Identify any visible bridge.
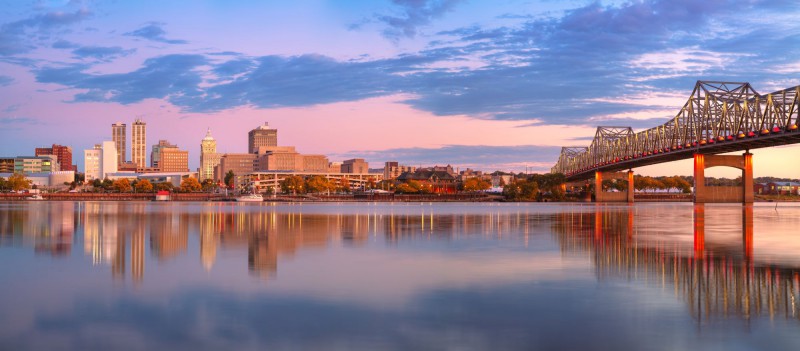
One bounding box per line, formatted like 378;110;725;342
551;81;800;203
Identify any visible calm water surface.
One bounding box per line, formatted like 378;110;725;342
1;201;800;350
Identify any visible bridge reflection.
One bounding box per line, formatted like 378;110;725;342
554;204;800;322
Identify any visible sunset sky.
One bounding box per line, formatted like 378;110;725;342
1;0;800;177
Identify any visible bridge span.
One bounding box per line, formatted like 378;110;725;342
552;81;800;203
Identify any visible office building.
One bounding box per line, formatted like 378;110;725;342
200;128;220;181
14;155;59;173
342;159;369;174
248;122;278;154
0;158;14;173
111;122;126;165
384;161;416;180
159;147;189;172
35;144;75;171
84;141;118;181
131;118;147;168
151;140;178;169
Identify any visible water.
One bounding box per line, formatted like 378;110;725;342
1;201;799;350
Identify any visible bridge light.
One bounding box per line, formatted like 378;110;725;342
772;126;781;133
727;135;734;141
747;131;756;137
760;128;770;135
699;139;707;145
737;132;746;138
789;124;798;131
717;136;726;142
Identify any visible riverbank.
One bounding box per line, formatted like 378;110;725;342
0;193;499;202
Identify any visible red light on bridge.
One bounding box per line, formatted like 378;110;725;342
772;126;781;133
747;131;756;137
727;135;734;141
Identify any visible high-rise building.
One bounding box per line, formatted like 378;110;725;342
150;140;177;169
111;122;126;165
248;122;278;154
200;128;220;181
35;144;75;171
131;118;146;168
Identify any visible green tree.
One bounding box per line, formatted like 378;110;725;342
135;179;154;192
201;179;216;192
280;175;305;194
112;179;133;193
224;170;235;188
8;173;32;192
180;177;202;192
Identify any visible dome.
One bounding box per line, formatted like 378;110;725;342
202;128;215;141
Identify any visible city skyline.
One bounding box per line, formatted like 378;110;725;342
2;1;800;177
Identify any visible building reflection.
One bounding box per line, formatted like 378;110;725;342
553;204;800;322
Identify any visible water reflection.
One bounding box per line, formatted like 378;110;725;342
1;201;800;327
553;204;800;322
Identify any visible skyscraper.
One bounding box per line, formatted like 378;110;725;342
200;128;220;181
111;122;126;165
248;122;278;154
131;118;146;168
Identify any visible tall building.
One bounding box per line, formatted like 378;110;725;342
111;122;126;165
84;141;117;181
131;118;146;168
35;144;75;171
248;122;278;154
150;140;178;169
200;128;220;181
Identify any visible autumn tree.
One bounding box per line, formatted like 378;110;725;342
305;175;334;193
224;170;235;188
135;179;154;192
201;179;216;192
180;177;202;192
112;179;133;193
461;178;491;192
280;175;305;194
7;173;31;192
155;182;174;192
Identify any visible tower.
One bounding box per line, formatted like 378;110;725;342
131;118;146;168
111;122;126;165
200;128;220;181
248;122;278;154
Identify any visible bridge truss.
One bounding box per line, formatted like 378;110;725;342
552;81;800;180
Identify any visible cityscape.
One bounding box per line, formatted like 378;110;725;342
3;1;800;350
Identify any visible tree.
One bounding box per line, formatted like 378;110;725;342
112;179;133;193
395;183;418;193
224;171;235;188
305;175;334;193
201;179;216;192
0;177;8;192
155;182;174;191
135;179;154;193
461;177;491;192
339;177;352;192
503;180;538;201
280;175;305;194
8;173;31;192
180;177;202;192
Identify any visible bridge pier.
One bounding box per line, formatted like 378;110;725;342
594;170;634;203
693;152;753;203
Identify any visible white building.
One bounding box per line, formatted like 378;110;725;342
84;141;118;181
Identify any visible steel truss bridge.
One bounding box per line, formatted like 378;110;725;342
552;81;800;181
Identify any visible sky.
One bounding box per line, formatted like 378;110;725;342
1;0;800;177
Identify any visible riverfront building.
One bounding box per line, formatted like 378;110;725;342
200;129;220;181
131;119;147;168
14;155;59;173
342;159;369;174
84;141;118;181
383;161;416;180
35;144;75;171
111;122;126;165
248;123;277;154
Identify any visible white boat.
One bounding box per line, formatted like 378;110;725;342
236;193;264;202
26;194;44;200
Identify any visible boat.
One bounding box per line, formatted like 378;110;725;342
236;193;264;202
25;194;44;200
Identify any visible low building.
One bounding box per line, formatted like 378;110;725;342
766;182;800;195
214;153;258;182
244;171;382;194
14;155;59;173
383;161;416;180
0;157;14;173
397;169;457;193
342;158;369;174
35;144;75;171
0;171;74;188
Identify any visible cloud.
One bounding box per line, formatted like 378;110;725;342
0;76;14;86
0;116;37;125
125;23;187;44
71;46;135;60
0;8;91;56
376;0;464;39
36;54;207;104
51;39;78;49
